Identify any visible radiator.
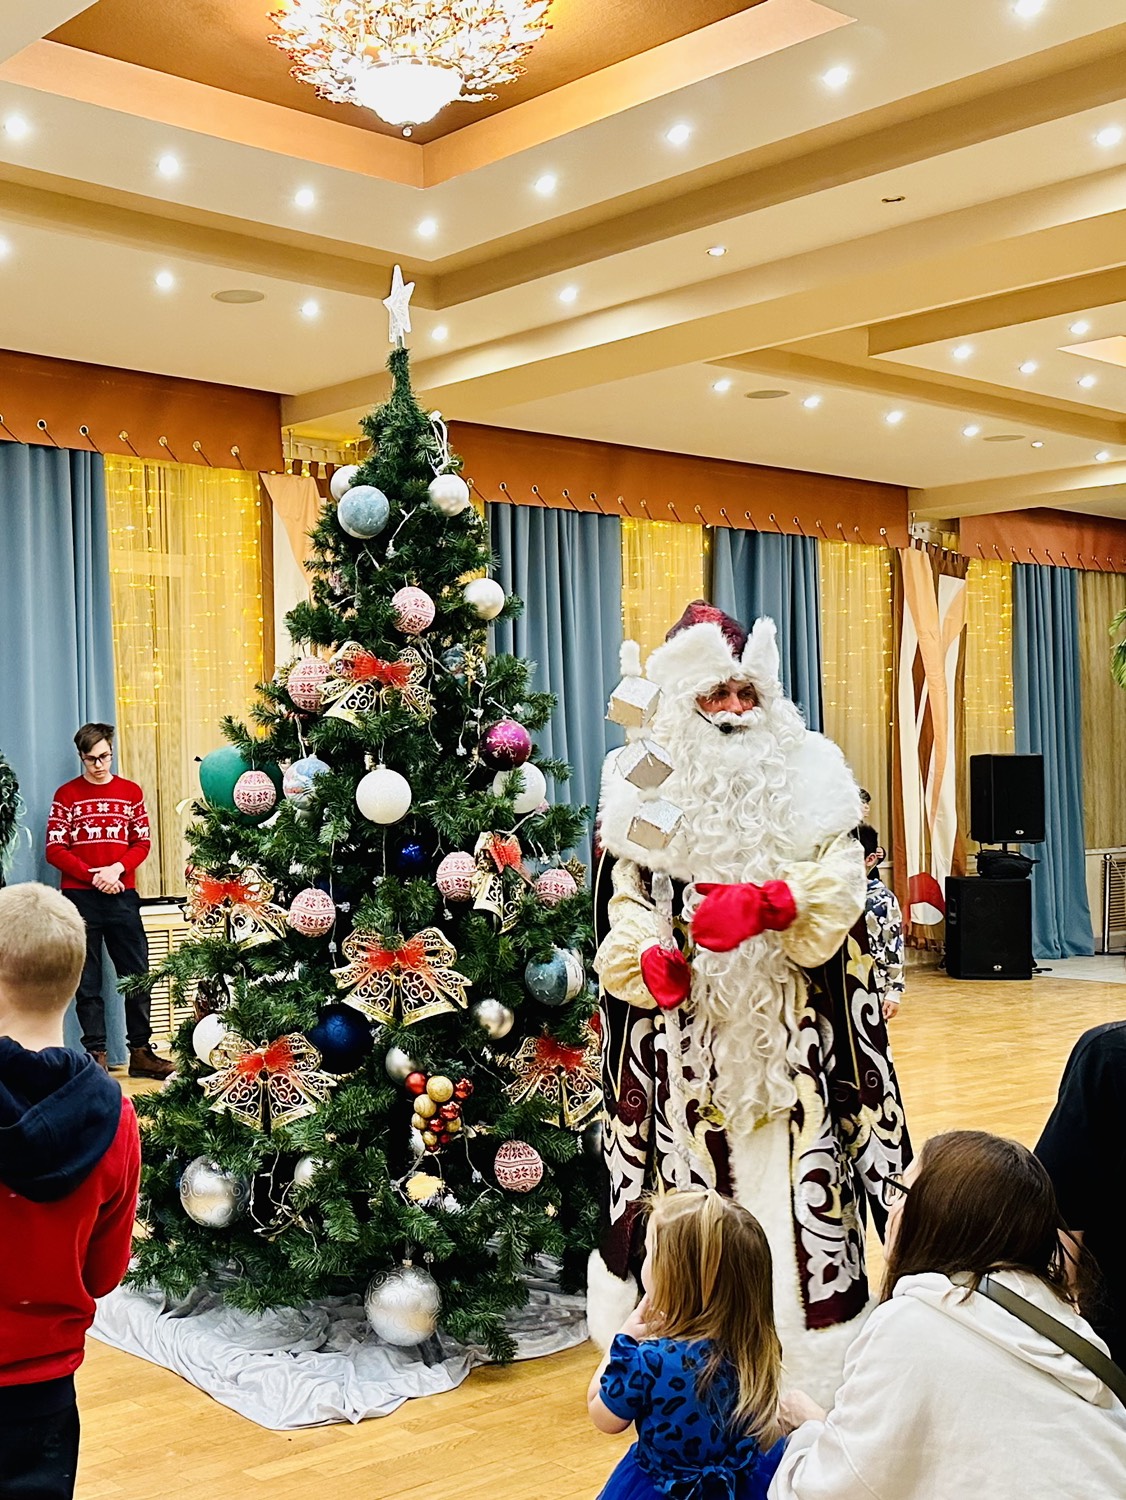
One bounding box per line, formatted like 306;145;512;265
140;902;196;1040
1100;853;1126;955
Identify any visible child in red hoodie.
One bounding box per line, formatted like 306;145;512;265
0;882;140;1499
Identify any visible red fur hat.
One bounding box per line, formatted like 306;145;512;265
665;600;748;656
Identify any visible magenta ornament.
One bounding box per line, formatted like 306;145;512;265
480;718;532;770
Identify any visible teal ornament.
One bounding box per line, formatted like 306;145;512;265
337;485;390;539
283;755;330;810
199;746;281;821
524;950;571;1007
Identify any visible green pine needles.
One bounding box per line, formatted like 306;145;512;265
131;346;601;1359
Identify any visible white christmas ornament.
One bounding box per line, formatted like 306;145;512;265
356;766;412;824
493;761;547;815
233;770;277;816
329;465;359;501
365;1263;440;1346
428;472;471;516
293;1155;323;1188
191;1013;229;1065
391;585;435;634
464;577;505;620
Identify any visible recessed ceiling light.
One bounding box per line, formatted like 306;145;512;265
951;343;974;361
558;285;578;304
712;379;733;394
1078;374;1098;389
154;270;175;291
156;153;181;178
431;324;449;342
293;187;316;209
1095;125;1124;149
533;173;557;196
212;288;266;304
1018;359;1038;375
417;216;438;237
1011;0;1045;16
1031;440;1045;448
706;245;727;257
962;424;981;438
665;123;692;146
1095;450;1112;462
300;298;321;319
1069;319;1091;335
802;395;822;409
821;65;851;90
3;114;31;140
885;410;905;425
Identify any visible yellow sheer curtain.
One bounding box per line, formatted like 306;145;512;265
818;543;894;842
962;560;1015;846
1078;569;1126;849
621;520;706;658
105;458;265;896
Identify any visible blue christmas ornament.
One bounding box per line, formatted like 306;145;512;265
524;951;570;1007
442;644;469;679
306;1004;373;1073
282;755;330;810
395;838;429;876
337;485;390;539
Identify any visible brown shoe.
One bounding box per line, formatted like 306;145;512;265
128;1044;175;1080
88;1049;109;1072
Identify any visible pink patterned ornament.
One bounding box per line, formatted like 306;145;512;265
391;586;436;635
534;869;578;907
287;657;331;712
436;852;476;901
494;1140;544;1193
288;887;336;937
480;718;532;770
233;770;277;816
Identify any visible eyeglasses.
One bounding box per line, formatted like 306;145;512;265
886;1173;911;1200
82;752;113;765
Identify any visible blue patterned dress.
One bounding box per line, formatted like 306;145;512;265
597;1335;785;1500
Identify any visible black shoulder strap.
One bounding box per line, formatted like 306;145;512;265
977;1275;1126;1408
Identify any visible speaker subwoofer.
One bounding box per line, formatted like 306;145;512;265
969;754;1045;844
945;877;1032;980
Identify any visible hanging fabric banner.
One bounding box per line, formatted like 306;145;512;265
892;542;969;943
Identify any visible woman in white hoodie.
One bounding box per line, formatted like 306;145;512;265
770;1130;1126;1500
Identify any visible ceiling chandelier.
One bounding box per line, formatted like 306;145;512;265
268;1;555;128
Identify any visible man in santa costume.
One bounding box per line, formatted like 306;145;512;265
590;601;910;1403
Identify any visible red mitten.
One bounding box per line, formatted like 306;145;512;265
692;880;797;952
640;944;692;1010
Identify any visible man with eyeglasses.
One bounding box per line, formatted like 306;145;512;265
44;723;173;1079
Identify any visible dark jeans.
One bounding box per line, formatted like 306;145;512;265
62;888;152;1051
0;1378;80;1500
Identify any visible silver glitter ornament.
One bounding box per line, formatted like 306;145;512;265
472;998;515;1039
364;1263;441;1347
607;675;661;730
384;1045;418;1083
618;738;675;790
179;1156;250;1228
628;798;685;851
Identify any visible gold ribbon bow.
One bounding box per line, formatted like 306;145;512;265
323;641;432;724
332;924;470;1025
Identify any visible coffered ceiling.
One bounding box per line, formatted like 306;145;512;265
3;0;1126;522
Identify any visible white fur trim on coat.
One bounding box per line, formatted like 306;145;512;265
586;1250;640;1351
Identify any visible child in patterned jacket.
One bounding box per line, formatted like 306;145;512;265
857;825;904;1021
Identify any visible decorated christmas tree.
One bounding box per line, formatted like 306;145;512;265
132;285;601;1358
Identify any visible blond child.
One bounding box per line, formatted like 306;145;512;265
588;1189;786;1499
0;882;141;1500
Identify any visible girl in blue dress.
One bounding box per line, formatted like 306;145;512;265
588;1189;787;1500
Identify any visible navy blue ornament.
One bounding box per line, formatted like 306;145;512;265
306;1004;374;1073
395;838;429;876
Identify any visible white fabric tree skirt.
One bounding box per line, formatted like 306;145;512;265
90;1269;588;1430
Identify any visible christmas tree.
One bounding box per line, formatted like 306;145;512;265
132;299;601;1359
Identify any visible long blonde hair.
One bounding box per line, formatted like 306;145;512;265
645;1190;782;1445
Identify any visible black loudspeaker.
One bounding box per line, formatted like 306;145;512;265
970;754;1045;844
945;877;1032;980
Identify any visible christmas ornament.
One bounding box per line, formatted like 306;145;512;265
179;1156;250;1228
233;769;279;819
198;745;254;812
463;577;505;620
356;766;412;823
384;1045;418;1083
628;798;685;852
200;1032;338;1132
191;1013;229;1065
506;1027;601;1129
406;1172;443;1203
494;1140;543;1193
427;472;471;516
329;464;359;501
323;641;432;724
286;656;331;712
480;718;532;770
333;923;470;1025
471;831;523;927
405;1071;428;1095
394;838;428;876
192;975;232;1020
524;948;582;1007
186;867;288;947
306;1003;374;1073
562;947;586;998
413;1094;438;1120
492;762;547;815
453;1077;474;1101
534;868;578;907
441;644;469;678
282;755;331;809
337;484;391;539
426;1075;454;1103
365;1263;440;1347
436;851;475;901
391;585;435;634
472;998;515;1040
607;676;661;730
617;738;675;790
293;1155;323;1188
287;887;336;937
583;1118;604;1160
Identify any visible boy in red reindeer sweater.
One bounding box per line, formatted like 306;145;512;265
0;882;140;1499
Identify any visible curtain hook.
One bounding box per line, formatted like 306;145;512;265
640;498;653;519
792;515;807;537
118;431;141;458
836;522;846;539
0;414;19;441
668;502;683;522
192;440;214;467
230;445;245;469
976;543;985;559
36;419;60;448
587;490;609;516
693;505;704;522
561;487;580;512
854;525;868;545
530;483;547;507
880;527;890;547
158;435;179;462
78;424;102;454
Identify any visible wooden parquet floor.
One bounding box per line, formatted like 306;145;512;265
78;967;1124;1500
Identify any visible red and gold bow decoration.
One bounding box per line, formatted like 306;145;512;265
323;641;432;724
473;831;524;931
200;1032;337;1131
506;1023;602;1129
185;867;288;948
332;923;470;1025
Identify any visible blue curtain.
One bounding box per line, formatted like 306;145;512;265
710;528;824;729
0;444;123;1055
1012;564;1094;959
489;504;623;830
